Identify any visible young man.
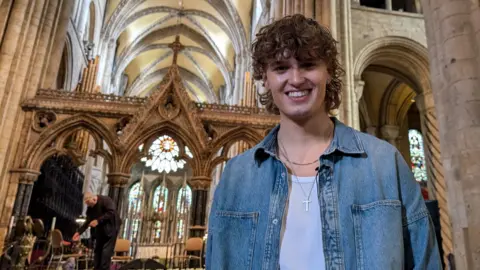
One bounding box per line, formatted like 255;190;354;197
206;14;441;269
73;192;121;270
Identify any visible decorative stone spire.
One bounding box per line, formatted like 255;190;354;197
169;35;184;65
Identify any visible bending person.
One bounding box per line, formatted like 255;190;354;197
73;192;121;270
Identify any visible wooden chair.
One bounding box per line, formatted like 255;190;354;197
111;239;132;265
173;237;204;269
47;229;84;270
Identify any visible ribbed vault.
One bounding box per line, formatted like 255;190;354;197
99;0;253;103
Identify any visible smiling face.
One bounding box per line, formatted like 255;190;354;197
251;15;343;117
264;56;330;121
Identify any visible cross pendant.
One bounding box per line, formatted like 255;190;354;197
303;199;311;212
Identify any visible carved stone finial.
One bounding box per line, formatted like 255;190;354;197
188;176;211;190
169;35;184;65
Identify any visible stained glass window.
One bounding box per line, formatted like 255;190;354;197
140;135;193;173
123;182;142;242
408;129;428;182
151;185;168;242
176;185;192;240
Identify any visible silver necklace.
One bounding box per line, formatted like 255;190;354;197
278;141;317;212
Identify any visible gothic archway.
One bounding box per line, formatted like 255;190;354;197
353;36;452;261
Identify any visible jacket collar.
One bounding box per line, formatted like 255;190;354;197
253;117;365;163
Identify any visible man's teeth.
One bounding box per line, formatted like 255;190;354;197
287;90;309;97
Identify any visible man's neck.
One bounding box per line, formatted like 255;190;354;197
277;111;333;160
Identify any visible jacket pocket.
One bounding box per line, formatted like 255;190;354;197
351;200;403;270
210;210;259;270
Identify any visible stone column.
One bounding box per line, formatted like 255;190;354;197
421;1;480;268
42;0;75;88
187;176;211;238
0;0;72;248
385;0;392;10
415;92;453;262
10;169;41;218
107;172;130;218
380;125;400;147
352;79;365;130
305;0;314;18
336;0;354;126
273;0;319;19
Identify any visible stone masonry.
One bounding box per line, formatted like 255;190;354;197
422;0;480;268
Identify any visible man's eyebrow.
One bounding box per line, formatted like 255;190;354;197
269;60;287;66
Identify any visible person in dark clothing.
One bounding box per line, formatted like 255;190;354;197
73;192;121;270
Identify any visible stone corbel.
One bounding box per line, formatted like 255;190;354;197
107;172;130;188
354;79;366;103
414;92;435;113
188;176;211;190
352;79;366;130
380;125;400;146
10;169;41;185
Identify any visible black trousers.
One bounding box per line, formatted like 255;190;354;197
94;231;117;270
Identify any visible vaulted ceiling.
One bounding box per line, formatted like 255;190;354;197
105;0;258;103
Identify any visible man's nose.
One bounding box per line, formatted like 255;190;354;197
288;68;306;86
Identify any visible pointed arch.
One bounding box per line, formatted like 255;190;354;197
120;121;203;175
210;126;263;154
23;114;119;172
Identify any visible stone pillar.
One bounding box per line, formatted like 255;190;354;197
305;0;314;18
42;0;75;88
421;1;480;268
187;176;211;238
381;125;400;147
415;92;453;263
273;0;318;19
10;169;41;218
0;0;73;248
385;0;392;10
336;0;354;126
98;39;116;94
107;172;130;218
352;79;365;130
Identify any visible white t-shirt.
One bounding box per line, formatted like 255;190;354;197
279;175;326;270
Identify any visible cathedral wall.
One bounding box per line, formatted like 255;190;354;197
351;6;426;60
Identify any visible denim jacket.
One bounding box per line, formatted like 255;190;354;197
206;118;441;270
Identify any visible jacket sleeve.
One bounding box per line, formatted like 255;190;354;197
395;151;442;269
97;196;117;225
205;160;233;270
77;213;92;235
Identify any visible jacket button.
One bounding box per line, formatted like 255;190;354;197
272;219;278;225
281;172;285;177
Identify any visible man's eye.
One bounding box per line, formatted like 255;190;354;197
302;62;316;69
274;66;288;72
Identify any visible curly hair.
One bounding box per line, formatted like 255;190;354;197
251;14;344;114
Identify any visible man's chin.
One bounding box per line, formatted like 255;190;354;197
280;109;313;121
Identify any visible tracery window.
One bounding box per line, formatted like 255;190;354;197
176;185;192;240
151;184;168;242
123;182;142;242
408;129;427;182
140;135;193;173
